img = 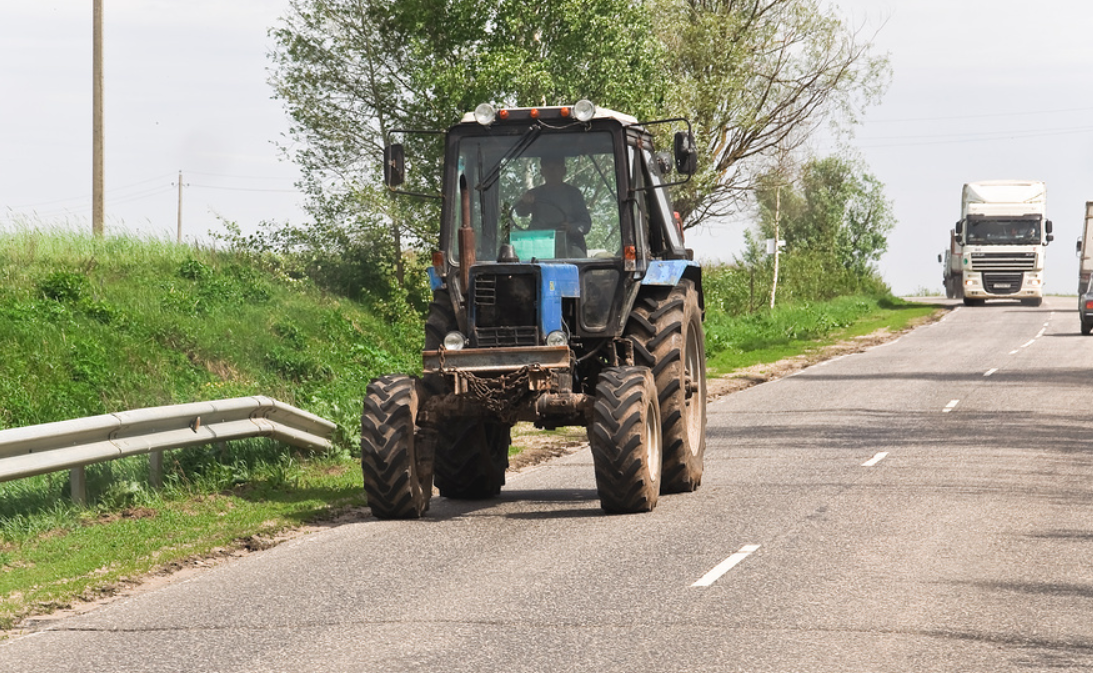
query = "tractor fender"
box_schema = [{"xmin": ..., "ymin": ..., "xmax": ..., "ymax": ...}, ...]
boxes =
[{"xmin": 641, "ymin": 260, "xmax": 703, "ymax": 312}]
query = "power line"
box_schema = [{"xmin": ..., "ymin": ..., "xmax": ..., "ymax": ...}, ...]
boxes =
[
  {"xmin": 188, "ymin": 183, "xmax": 299, "ymax": 193},
  {"xmin": 8, "ymin": 174, "xmax": 177, "ymax": 209},
  {"xmin": 185, "ymin": 170, "xmax": 299, "ymax": 181},
  {"xmin": 866, "ymin": 105, "xmax": 1093, "ymax": 124},
  {"xmin": 857, "ymin": 125, "xmax": 1093, "ymax": 149}
]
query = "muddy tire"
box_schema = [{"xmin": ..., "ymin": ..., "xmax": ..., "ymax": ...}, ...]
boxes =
[
  {"xmin": 434, "ymin": 420, "xmax": 511, "ymax": 499},
  {"xmin": 588, "ymin": 366, "xmax": 662, "ymax": 514},
  {"xmin": 361, "ymin": 375, "xmax": 432, "ymax": 519},
  {"xmin": 627, "ymin": 279, "xmax": 706, "ymax": 493}
]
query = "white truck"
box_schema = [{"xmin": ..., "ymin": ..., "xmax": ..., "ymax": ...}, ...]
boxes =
[{"xmin": 947, "ymin": 180, "xmax": 1053, "ymax": 306}]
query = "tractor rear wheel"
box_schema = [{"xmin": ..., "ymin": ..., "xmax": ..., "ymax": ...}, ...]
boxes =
[
  {"xmin": 434, "ymin": 420, "xmax": 511, "ymax": 499},
  {"xmin": 588, "ymin": 366, "xmax": 662, "ymax": 513},
  {"xmin": 627, "ymin": 279, "xmax": 706, "ymax": 493},
  {"xmin": 361, "ymin": 375, "xmax": 433, "ymax": 519}
]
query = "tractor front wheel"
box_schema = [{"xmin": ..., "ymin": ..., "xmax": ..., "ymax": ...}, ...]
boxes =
[
  {"xmin": 588, "ymin": 366, "xmax": 662, "ymax": 514},
  {"xmin": 361, "ymin": 375, "xmax": 432, "ymax": 519}
]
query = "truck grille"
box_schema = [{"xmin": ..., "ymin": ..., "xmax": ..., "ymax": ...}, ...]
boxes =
[
  {"xmin": 970, "ymin": 252, "xmax": 1036, "ymax": 271},
  {"xmin": 472, "ymin": 272, "xmax": 539, "ymax": 347},
  {"xmin": 983, "ymin": 273, "xmax": 1023, "ymax": 294}
]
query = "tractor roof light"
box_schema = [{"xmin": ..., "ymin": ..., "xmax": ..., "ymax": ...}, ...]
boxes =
[
  {"xmin": 573, "ymin": 99, "xmax": 596, "ymax": 122},
  {"xmin": 474, "ymin": 103, "xmax": 497, "ymax": 126}
]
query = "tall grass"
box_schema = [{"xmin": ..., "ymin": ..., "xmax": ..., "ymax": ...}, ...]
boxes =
[{"xmin": 0, "ymin": 227, "xmax": 420, "ymax": 512}]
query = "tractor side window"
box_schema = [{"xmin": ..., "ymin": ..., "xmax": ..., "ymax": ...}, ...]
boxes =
[
  {"xmin": 629, "ymin": 146, "xmax": 649, "ymax": 263},
  {"xmin": 642, "ymin": 147, "xmax": 684, "ymax": 252}
]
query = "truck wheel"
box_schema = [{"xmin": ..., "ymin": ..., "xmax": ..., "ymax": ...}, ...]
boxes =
[
  {"xmin": 361, "ymin": 375, "xmax": 432, "ymax": 519},
  {"xmin": 588, "ymin": 367, "xmax": 662, "ymax": 513},
  {"xmin": 434, "ymin": 420, "xmax": 510, "ymax": 499},
  {"xmin": 626, "ymin": 279, "xmax": 706, "ymax": 493},
  {"xmin": 1082, "ymin": 321, "xmax": 1092, "ymax": 336}
]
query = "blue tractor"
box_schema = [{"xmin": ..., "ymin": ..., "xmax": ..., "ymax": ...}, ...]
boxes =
[{"xmin": 361, "ymin": 100, "xmax": 707, "ymax": 517}]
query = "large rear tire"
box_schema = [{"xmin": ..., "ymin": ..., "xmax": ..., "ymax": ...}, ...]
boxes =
[
  {"xmin": 434, "ymin": 420, "xmax": 510, "ymax": 500},
  {"xmin": 588, "ymin": 367, "xmax": 662, "ymax": 514},
  {"xmin": 361, "ymin": 375, "xmax": 432, "ymax": 519},
  {"xmin": 626, "ymin": 279, "xmax": 706, "ymax": 493}
]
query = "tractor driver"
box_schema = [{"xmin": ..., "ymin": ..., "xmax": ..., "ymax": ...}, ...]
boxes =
[{"xmin": 515, "ymin": 155, "xmax": 592, "ymax": 257}]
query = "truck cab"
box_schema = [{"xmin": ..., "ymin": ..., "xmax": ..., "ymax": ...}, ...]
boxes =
[{"xmin": 954, "ymin": 180, "xmax": 1052, "ymax": 306}]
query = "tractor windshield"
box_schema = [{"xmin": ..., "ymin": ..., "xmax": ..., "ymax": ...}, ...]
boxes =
[{"xmin": 450, "ymin": 131, "xmax": 621, "ymax": 263}]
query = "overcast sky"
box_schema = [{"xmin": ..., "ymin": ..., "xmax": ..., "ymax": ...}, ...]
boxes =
[{"xmin": 3, "ymin": 1, "xmax": 1092, "ymax": 296}]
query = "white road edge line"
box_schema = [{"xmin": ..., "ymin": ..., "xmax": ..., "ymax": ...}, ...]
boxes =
[
  {"xmin": 862, "ymin": 452, "xmax": 889, "ymax": 467},
  {"xmin": 1020, "ymin": 339, "xmax": 1036, "ymax": 348},
  {"xmin": 692, "ymin": 545, "xmax": 761, "ymax": 587},
  {"xmin": 984, "ymin": 368, "xmax": 998, "ymax": 377},
  {"xmin": 943, "ymin": 399, "xmax": 959, "ymax": 413}
]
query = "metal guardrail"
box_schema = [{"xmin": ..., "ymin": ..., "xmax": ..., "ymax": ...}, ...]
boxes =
[{"xmin": 0, "ymin": 397, "xmax": 337, "ymax": 503}]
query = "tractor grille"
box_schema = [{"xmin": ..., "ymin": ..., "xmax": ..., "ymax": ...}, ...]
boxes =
[
  {"xmin": 969, "ymin": 252, "xmax": 1036, "ymax": 271},
  {"xmin": 983, "ymin": 273, "xmax": 1023, "ymax": 294},
  {"xmin": 472, "ymin": 272, "xmax": 539, "ymax": 347}
]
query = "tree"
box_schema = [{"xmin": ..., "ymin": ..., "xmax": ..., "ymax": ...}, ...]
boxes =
[
  {"xmin": 754, "ymin": 155, "xmax": 895, "ymax": 290},
  {"xmin": 651, "ymin": 0, "xmax": 890, "ymax": 228},
  {"xmin": 267, "ymin": 0, "xmax": 666, "ymax": 289}
]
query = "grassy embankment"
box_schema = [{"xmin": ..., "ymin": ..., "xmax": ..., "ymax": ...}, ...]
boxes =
[{"xmin": 0, "ymin": 229, "xmax": 941, "ymax": 630}]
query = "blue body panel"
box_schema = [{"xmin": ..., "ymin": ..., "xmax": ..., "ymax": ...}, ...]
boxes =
[
  {"xmin": 642, "ymin": 260, "xmax": 698, "ymax": 287},
  {"xmin": 427, "ymin": 266, "xmax": 443, "ymax": 292},
  {"xmin": 538, "ymin": 264, "xmax": 580, "ymax": 334}
]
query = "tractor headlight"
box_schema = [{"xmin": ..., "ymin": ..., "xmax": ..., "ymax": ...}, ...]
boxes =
[
  {"xmin": 573, "ymin": 99, "xmax": 596, "ymax": 122},
  {"xmin": 545, "ymin": 330, "xmax": 568, "ymax": 347},
  {"xmin": 443, "ymin": 331, "xmax": 468, "ymax": 351},
  {"xmin": 474, "ymin": 103, "xmax": 496, "ymax": 126}
]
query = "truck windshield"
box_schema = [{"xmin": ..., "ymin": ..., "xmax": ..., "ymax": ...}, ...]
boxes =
[
  {"xmin": 964, "ymin": 217, "xmax": 1042, "ymax": 245},
  {"xmin": 451, "ymin": 131, "xmax": 620, "ymax": 263}
]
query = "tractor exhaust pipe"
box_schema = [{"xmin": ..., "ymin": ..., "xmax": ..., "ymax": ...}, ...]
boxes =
[{"xmin": 459, "ymin": 174, "xmax": 475, "ymax": 293}]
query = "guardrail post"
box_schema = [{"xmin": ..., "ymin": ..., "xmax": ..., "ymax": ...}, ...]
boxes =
[
  {"xmin": 149, "ymin": 450, "xmax": 164, "ymax": 489},
  {"xmin": 70, "ymin": 466, "xmax": 87, "ymax": 506}
]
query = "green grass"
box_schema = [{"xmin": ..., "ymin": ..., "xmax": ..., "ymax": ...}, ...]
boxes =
[
  {"xmin": 0, "ymin": 450, "xmax": 363, "ymax": 630},
  {"xmin": 704, "ymin": 295, "xmax": 941, "ymax": 375}
]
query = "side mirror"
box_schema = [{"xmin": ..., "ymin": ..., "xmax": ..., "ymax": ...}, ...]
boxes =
[
  {"xmin": 954, "ymin": 221, "xmax": 963, "ymax": 244},
  {"xmin": 383, "ymin": 144, "xmax": 405, "ymax": 188},
  {"xmin": 937, "ymin": 253, "xmax": 943, "ymax": 264},
  {"xmin": 1077, "ymin": 238, "xmax": 1083, "ymax": 254},
  {"xmin": 1046, "ymin": 219, "xmax": 1053, "ymax": 234},
  {"xmin": 673, "ymin": 131, "xmax": 698, "ymax": 176}
]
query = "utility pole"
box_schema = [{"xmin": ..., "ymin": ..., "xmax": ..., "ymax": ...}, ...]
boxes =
[
  {"xmin": 770, "ymin": 184, "xmax": 782, "ymax": 309},
  {"xmin": 92, "ymin": 0, "xmax": 104, "ymax": 237},
  {"xmin": 174, "ymin": 170, "xmax": 187, "ymax": 243}
]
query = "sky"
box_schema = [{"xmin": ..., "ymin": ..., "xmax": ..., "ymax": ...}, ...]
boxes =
[{"xmin": 3, "ymin": 1, "xmax": 1093, "ymax": 296}]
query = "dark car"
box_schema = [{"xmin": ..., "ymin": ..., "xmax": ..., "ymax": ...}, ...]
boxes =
[{"xmin": 1081, "ymin": 288, "xmax": 1093, "ymax": 335}]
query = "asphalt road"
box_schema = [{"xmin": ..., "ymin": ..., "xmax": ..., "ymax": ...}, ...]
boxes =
[{"xmin": 2, "ymin": 296, "xmax": 1092, "ymax": 672}]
